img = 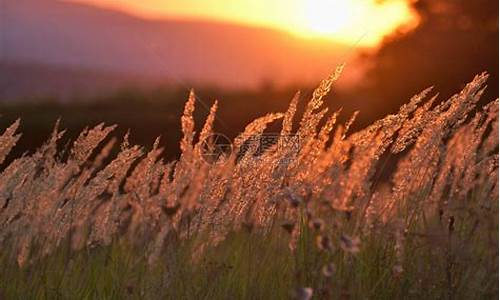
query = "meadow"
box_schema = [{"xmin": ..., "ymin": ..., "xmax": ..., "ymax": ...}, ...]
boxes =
[{"xmin": 0, "ymin": 68, "xmax": 497, "ymax": 299}]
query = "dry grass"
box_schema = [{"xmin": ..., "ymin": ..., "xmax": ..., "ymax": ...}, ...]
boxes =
[{"xmin": 0, "ymin": 69, "xmax": 497, "ymax": 299}]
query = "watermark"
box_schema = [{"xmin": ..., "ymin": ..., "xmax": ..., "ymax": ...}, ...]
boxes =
[
  {"xmin": 239, "ymin": 134, "xmax": 300, "ymax": 156},
  {"xmin": 199, "ymin": 133, "xmax": 301, "ymax": 164},
  {"xmin": 199, "ymin": 133, "xmax": 233, "ymax": 164}
]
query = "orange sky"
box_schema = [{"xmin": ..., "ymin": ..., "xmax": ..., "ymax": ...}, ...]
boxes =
[{"xmin": 66, "ymin": 0, "xmax": 419, "ymax": 47}]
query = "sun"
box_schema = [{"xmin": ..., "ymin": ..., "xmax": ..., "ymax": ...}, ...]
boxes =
[
  {"xmin": 296, "ymin": 0, "xmax": 419, "ymax": 47},
  {"xmin": 304, "ymin": 0, "xmax": 353, "ymax": 35}
]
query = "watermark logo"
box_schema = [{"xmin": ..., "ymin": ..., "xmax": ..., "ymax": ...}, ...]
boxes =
[
  {"xmin": 200, "ymin": 133, "xmax": 301, "ymax": 165},
  {"xmin": 239, "ymin": 134, "xmax": 300, "ymax": 156},
  {"xmin": 199, "ymin": 133, "xmax": 233, "ymax": 164}
]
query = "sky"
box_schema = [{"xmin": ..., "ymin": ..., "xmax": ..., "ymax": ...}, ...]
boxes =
[{"xmin": 66, "ymin": 0, "xmax": 419, "ymax": 47}]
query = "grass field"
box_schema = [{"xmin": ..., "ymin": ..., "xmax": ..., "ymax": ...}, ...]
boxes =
[{"xmin": 0, "ymin": 69, "xmax": 497, "ymax": 299}]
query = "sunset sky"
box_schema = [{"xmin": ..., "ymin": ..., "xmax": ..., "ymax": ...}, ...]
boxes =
[{"xmin": 66, "ymin": 0, "xmax": 419, "ymax": 46}]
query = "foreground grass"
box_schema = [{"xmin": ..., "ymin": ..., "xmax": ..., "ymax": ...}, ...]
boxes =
[
  {"xmin": 0, "ymin": 72, "xmax": 497, "ymax": 299},
  {"xmin": 1, "ymin": 202, "xmax": 497, "ymax": 300}
]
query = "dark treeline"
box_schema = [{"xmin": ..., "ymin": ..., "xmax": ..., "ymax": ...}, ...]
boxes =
[{"xmin": 360, "ymin": 0, "xmax": 498, "ymax": 119}]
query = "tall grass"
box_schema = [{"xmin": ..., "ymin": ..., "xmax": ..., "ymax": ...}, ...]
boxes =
[{"xmin": 0, "ymin": 69, "xmax": 497, "ymax": 299}]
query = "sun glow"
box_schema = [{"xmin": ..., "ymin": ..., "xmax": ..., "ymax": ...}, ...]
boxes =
[
  {"xmin": 296, "ymin": 0, "xmax": 419, "ymax": 46},
  {"xmin": 67, "ymin": 0, "xmax": 418, "ymax": 47},
  {"xmin": 304, "ymin": 0, "xmax": 352, "ymax": 35}
]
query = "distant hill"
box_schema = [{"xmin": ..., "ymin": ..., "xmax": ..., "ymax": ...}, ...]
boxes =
[
  {"xmin": 0, "ymin": 0, "xmax": 350, "ymax": 99},
  {"xmin": 0, "ymin": 61, "xmax": 166, "ymax": 100}
]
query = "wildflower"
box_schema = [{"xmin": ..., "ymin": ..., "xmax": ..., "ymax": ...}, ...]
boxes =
[
  {"xmin": 316, "ymin": 235, "xmax": 333, "ymax": 251},
  {"xmin": 340, "ymin": 234, "xmax": 361, "ymax": 254},
  {"xmin": 322, "ymin": 263, "xmax": 335, "ymax": 277},
  {"xmin": 292, "ymin": 287, "xmax": 313, "ymax": 300}
]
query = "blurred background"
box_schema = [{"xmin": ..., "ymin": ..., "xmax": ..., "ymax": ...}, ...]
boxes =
[{"xmin": 0, "ymin": 0, "xmax": 498, "ymax": 159}]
